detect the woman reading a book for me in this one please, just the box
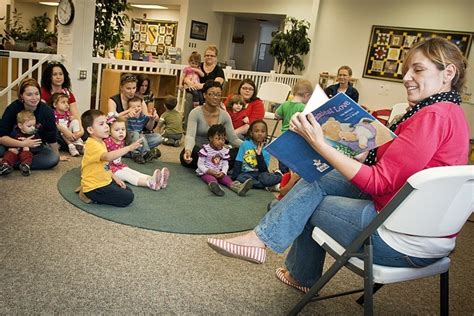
[207,38,469,293]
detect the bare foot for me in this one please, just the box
[225,230,266,248]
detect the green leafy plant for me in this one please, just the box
[269,17,311,74]
[4,8,30,41]
[94,0,130,57]
[29,12,54,43]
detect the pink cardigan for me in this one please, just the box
[351,102,469,211]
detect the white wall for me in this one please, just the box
[306,0,474,110]
[231,19,261,70]
[7,2,56,33]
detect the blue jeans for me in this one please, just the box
[255,170,440,287]
[0,145,59,170]
[236,171,281,189]
[127,131,162,155]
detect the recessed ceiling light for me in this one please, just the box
[130,4,168,9]
[39,1,59,6]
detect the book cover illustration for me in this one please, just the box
[266,90,397,183]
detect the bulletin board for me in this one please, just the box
[363,25,473,82]
[130,19,178,57]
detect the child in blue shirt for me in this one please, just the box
[232,120,282,190]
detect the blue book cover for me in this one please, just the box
[266,91,397,183]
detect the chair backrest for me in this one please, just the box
[371,109,392,126]
[384,165,474,237]
[387,103,408,125]
[257,82,292,111]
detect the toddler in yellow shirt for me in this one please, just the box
[80,109,142,207]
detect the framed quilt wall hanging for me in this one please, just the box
[130,19,178,57]
[363,25,473,82]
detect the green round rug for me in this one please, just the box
[57,161,275,234]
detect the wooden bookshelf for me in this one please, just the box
[99,69,178,115]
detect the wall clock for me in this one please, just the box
[57,0,75,25]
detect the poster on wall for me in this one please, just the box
[130,19,178,58]
[363,25,473,82]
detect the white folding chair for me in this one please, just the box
[387,102,409,126]
[257,81,292,141]
[290,165,474,315]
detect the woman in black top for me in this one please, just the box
[324,65,359,102]
[0,78,60,171]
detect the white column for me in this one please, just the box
[56,0,95,114]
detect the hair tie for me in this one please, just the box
[106,112,118,124]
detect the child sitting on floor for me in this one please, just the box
[231,120,282,191]
[0,110,39,177]
[49,92,84,157]
[196,124,253,197]
[105,115,170,191]
[124,96,161,164]
[79,109,142,207]
[158,95,183,147]
[226,94,249,138]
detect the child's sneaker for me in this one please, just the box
[160,167,170,189]
[68,143,80,157]
[0,162,13,176]
[143,147,161,162]
[19,163,31,176]
[209,182,225,196]
[74,139,84,155]
[174,139,181,147]
[132,153,146,164]
[265,183,280,192]
[148,169,162,191]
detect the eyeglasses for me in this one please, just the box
[241,86,254,91]
[207,93,222,98]
[204,54,216,58]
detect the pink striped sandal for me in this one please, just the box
[275,268,310,294]
[207,238,266,264]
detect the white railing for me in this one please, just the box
[1,52,303,110]
[0,50,63,104]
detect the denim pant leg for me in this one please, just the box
[286,196,376,287]
[257,171,282,188]
[0,145,5,157]
[236,172,258,185]
[145,132,162,149]
[30,145,60,170]
[255,170,367,254]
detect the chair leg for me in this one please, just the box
[440,270,449,316]
[363,240,374,315]
[356,283,384,305]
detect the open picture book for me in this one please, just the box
[266,85,397,183]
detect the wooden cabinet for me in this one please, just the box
[99,69,177,115]
[0,57,19,88]
[222,78,242,97]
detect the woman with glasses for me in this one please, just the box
[183,45,225,129]
[224,78,265,138]
[180,80,241,170]
[41,61,84,147]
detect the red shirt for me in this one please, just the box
[227,109,247,129]
[41,87,76,105]
[351,102,469,211]
[224,94,265,125]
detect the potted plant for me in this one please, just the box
[94,0,130,57]
[29,12,54,49]
[4,8,31,51]
[269,17,311,74]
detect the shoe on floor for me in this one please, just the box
[19,163,31,176]
[148,169,162,191]
[208,182,225,196]
[0,163,13,176]
[275,268,310,294]
[160,167,170,189]
[173,139,181,147]
[132,153,146,164]
[143,147,161,162]
[68,143,80,157]
[207,238,266,264]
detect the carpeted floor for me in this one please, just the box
[57,161,275,234]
